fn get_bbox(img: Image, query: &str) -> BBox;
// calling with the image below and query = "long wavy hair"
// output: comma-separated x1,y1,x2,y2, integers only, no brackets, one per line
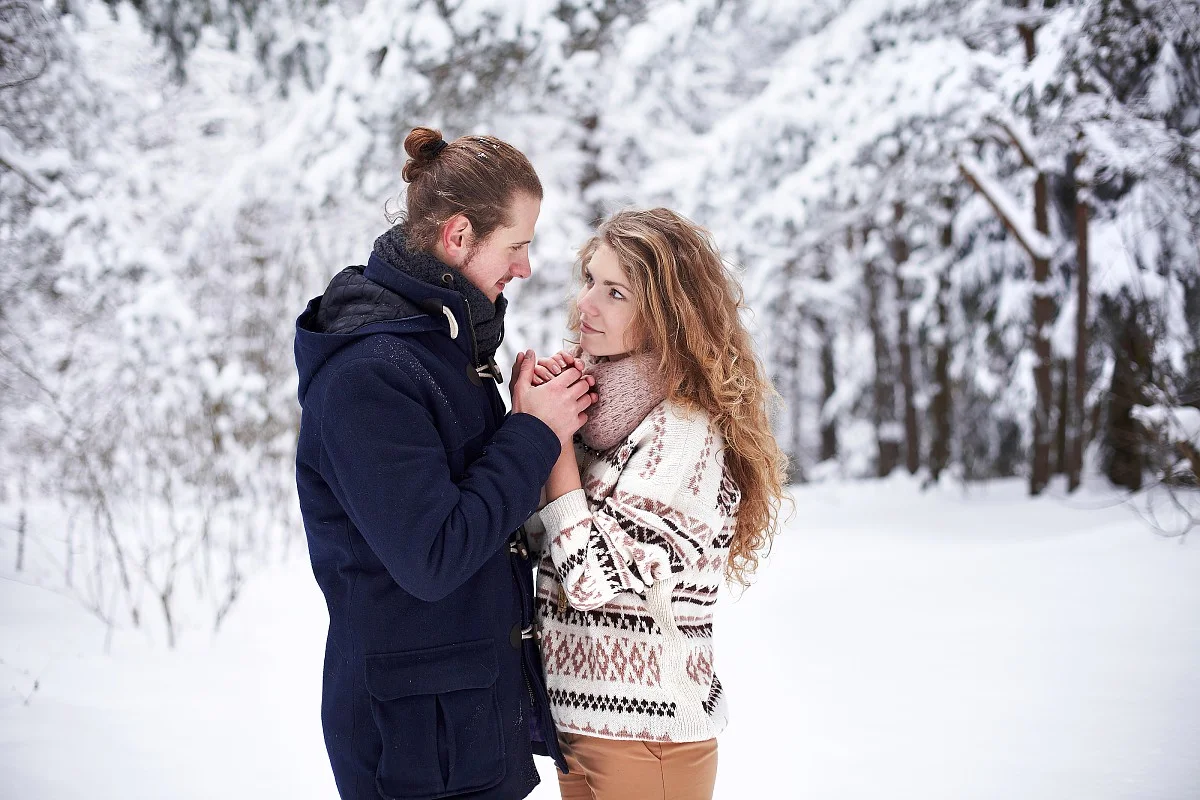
568,208,788,587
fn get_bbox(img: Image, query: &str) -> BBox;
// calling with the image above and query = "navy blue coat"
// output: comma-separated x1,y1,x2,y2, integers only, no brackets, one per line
294,252,567,800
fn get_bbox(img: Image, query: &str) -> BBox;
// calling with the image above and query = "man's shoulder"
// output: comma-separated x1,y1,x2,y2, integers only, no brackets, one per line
317,266,424,334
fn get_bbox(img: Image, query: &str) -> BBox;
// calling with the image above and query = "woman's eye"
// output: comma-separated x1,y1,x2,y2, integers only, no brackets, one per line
610,288,624,300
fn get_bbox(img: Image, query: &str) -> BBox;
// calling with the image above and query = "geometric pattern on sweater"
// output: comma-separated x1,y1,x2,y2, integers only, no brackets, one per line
677,621,714,639
701,675,723,716
536,400,738,743
684,431,714,497
635,408,667,480
547,688,676,719
534,596,664,638
556,721,675,743
685,647,714,686
671,583,719,607
541,629,663,687
714,471,741,546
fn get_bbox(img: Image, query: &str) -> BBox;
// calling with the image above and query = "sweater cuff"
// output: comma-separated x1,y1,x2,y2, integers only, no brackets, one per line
504,412,562,476
540,488,592,540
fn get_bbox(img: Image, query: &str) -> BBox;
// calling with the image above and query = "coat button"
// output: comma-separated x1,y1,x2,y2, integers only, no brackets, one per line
509,622,523,650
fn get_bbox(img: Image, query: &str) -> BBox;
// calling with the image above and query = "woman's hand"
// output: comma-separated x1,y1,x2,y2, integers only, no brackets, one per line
531,350,586,387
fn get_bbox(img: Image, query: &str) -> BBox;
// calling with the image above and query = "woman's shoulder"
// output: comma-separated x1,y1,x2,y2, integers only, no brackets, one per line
635,399,722,449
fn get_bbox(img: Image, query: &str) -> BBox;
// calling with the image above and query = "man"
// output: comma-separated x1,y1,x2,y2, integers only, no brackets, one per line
294,127,592,799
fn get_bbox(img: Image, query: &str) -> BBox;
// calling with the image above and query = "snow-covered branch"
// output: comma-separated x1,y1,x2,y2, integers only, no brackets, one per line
958,156,1055,261
0,127,50,193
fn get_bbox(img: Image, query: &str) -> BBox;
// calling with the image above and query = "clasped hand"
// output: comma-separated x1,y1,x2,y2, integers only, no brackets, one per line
509,349,597,447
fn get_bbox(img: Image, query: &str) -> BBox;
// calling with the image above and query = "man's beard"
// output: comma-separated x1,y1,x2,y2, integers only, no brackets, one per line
460,240,482,274
460,240,501,301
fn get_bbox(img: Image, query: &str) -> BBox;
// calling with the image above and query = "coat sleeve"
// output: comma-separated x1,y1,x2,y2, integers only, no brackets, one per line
539,412,724,611
319,356,561,602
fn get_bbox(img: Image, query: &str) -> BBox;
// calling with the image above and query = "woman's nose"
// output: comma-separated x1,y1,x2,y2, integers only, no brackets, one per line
578,286,599,314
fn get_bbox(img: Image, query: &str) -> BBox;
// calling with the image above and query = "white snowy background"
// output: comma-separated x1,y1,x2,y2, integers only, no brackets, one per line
2,0,1198,798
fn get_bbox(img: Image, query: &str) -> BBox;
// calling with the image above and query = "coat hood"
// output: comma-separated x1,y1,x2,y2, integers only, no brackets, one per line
294,252,473,404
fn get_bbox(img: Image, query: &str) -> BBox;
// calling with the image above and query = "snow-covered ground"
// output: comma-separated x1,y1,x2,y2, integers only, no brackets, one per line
2,477,1198,799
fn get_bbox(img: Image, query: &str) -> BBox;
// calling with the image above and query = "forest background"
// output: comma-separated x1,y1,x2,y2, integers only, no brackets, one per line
1,0,1198,647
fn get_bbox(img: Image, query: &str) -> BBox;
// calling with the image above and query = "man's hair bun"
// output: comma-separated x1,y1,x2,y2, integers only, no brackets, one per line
403,126,448,182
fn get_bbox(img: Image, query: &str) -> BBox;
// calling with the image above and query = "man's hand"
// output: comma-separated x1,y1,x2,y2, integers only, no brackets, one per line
511,350,597,446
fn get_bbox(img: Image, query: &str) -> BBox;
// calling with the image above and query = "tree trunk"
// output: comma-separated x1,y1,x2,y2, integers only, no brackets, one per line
1030,172,1055,496
929,196,953,483
787,305,806,482
892,202,920,474
1055,358,1069,475
863,228,900,477
1104,301,1151,491
815,262,838,462
16,509,25,572
781,260,806,483
578,114,605,225
1068,145,1089,492
1019,4,1054,496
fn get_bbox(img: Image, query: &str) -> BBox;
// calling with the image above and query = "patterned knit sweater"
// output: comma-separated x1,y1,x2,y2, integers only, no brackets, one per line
530,400,740,743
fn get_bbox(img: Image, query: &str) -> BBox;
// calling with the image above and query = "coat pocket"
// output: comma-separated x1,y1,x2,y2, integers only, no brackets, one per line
364,639,505,799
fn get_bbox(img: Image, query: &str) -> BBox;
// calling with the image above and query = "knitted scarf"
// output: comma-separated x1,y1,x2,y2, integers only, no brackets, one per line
372,226,507,363
579,351,668,451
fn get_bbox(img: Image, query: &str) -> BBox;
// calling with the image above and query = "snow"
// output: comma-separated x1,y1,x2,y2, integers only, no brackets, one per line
3,4,1199,794
3,478,1199,799
1132,404,1200,445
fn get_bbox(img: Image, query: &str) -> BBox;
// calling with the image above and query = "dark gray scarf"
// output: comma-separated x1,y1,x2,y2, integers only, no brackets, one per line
372,226,507,363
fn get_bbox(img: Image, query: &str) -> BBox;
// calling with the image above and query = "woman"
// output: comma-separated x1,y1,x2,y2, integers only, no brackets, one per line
527,208,787,800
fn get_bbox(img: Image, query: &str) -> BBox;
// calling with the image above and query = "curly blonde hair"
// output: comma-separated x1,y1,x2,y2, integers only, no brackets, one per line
568,208,788,586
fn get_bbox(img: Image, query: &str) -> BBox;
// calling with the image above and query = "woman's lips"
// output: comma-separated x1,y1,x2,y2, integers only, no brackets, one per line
581,321,602,334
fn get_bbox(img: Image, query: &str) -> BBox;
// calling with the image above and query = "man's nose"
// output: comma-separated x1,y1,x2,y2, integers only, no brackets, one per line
512,254,531,279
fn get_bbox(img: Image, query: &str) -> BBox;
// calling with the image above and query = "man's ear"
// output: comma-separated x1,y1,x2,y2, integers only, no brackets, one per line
441,214,473,266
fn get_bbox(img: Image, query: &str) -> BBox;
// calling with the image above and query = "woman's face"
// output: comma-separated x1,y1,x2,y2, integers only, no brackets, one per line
576,244,639,359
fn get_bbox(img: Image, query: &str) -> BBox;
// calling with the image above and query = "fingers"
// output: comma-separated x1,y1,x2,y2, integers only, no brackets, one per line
549,366,582,386
569,377,594,401
570,387,599,413
515,348,536,388
508,351,523,392
534,364,555,384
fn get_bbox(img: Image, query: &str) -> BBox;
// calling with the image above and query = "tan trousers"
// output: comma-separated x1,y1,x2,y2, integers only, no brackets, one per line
556,732,718,800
